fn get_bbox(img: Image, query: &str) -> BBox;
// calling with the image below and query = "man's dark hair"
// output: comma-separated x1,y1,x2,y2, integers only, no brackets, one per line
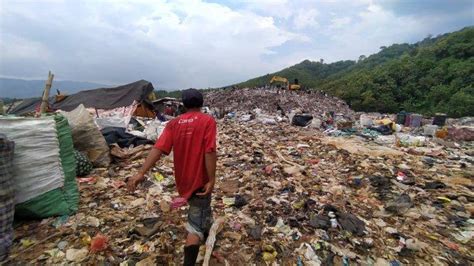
182,88,203,109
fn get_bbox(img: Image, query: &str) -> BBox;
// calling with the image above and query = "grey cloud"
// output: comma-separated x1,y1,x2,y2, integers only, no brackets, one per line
378,0,473,16
0,0,472,90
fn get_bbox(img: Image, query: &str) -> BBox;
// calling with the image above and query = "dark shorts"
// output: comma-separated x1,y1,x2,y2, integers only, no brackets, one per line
185,192,212,241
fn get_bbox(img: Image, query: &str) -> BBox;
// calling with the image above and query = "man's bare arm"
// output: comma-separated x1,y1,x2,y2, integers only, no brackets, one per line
127,148,163,191
138,148,163,175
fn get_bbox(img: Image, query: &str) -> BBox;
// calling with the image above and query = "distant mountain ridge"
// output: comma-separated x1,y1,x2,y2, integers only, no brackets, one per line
0,78,109,98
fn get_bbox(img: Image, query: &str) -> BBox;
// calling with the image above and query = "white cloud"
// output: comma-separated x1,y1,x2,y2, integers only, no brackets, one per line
329,16,351,29
240,0,292,19
293,9,320,30
0,0,471,90
0,35,50,60
318,4,425,61
0,0,306,88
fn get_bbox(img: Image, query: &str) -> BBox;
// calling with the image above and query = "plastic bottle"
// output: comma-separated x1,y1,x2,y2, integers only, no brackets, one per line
328,211,338,228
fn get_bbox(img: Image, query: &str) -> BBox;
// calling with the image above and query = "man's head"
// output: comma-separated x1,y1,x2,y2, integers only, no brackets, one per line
182,88,203,109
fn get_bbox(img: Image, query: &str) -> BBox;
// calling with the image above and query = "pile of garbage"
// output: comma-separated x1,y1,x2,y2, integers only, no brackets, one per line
6,117,473,265
321,112,474,145
2,84,473,264
205,87,355,119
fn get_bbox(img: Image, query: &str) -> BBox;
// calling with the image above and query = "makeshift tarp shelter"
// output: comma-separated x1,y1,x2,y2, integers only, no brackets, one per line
54,80,155,112
152,97,182,110
8,80,156,118
0,115,79,218
7,97,55,116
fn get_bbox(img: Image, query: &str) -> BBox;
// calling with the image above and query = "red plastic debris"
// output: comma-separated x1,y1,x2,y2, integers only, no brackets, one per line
171,197,187,209
90,233,108,253
264,165,273,175
77,177,96,184
111,180,126,189
441,239,459,251
396,171,407,182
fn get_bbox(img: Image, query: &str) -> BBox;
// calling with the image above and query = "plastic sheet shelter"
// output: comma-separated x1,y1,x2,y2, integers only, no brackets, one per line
9,80,156,118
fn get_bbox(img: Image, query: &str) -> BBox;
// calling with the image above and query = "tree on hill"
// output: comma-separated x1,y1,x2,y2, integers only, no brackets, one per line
233,26,474,117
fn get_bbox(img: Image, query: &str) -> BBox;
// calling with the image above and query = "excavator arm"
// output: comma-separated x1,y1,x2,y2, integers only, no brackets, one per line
270,76,288,84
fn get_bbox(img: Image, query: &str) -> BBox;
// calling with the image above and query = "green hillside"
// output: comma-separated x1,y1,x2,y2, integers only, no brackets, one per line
236,60,356,88
235,26,474,117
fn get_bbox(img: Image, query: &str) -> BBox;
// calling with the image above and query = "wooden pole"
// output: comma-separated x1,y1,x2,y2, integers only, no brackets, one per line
38,71,54,115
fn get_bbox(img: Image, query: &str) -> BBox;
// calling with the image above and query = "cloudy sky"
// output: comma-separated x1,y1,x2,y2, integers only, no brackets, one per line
0,0,472,89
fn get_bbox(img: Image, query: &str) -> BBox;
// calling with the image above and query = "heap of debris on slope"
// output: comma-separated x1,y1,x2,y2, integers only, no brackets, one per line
205,87,355,117
7,119,473,265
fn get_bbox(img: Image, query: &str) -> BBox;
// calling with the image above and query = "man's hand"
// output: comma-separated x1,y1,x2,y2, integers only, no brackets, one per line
127,148,164,192
199,152,217,196
196,180,215,196
127,173,145,192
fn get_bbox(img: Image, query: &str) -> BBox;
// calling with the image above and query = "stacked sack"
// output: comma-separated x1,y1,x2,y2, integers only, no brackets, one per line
0,134,15,261
0,115,79,219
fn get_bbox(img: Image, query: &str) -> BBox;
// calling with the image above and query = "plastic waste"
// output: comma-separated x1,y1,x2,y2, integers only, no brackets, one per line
338,213,366,236
222,197,236,207
424,125,438,136
248,225,262,240
328,212,338,228
424,181,446,189
52,215,70,228
153,172,165,182
397,134,426,147
360,114,373,127
435,128,448,139
66,248,88,262
262,244,278,263
143,120,166,141
309,214,330,230
292,114,313,127
239,114,252,122
90,233,108,253
86,216,100,227
171,197,187,209
385,194,413,214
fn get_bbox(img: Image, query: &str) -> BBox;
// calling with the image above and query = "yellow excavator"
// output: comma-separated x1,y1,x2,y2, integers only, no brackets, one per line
269,76,300,90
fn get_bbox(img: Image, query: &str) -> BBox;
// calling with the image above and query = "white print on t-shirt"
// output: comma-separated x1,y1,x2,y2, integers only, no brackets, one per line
178,116,198,124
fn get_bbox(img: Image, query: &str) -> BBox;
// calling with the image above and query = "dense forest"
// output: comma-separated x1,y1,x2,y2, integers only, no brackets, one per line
235,27,474,117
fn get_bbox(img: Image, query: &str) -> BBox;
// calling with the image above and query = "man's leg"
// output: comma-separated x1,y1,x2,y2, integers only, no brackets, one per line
184,194,212,266
184,233,200,266
186,233,201,246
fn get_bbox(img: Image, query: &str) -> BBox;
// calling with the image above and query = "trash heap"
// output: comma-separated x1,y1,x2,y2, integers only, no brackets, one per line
205,88,355,118
6,118,473,265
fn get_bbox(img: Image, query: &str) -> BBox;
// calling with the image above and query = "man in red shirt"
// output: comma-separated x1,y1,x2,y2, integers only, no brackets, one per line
127,89,217,265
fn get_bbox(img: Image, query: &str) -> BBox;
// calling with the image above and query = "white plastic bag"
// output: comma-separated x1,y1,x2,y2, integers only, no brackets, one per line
143,120,167,141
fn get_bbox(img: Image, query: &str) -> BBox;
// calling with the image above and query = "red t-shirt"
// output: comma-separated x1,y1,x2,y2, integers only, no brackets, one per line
154,111,217,199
